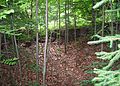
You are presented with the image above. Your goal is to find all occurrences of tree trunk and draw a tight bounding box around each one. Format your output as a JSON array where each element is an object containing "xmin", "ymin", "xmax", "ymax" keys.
[
  {"xmin": 92, "ymin": 0, "xmax": 96, "ymax": 35},
  {"xmin": 110, "ymin": 1, "xmax": 114, "ymax": 51},
  {"xmin": 0, "ymin": 33, "xmax": 1, "ymax": 54},
  {"xmin": 30, "ymin": 0, "xmax": 33, "ymax": 19},
  {"xmin": 0, "ymin": 33, "xmax": 1, "ymax": 85},
  {"xmin": 74, "ymin": 14, "xmax": 77, "ymax": 42},
  {"xmin": 13, "ymin": 35, "xmax": 22, "ymax": 85},
  {"xmin": 43, "ymin": 0, "xmax": 48, "ymax": 85},
  {"xmin": 58, "ymin": 0, "xmax": 61, "ymax": 47},
  {"xmin": 101, "ymin": 5, "xmax": 105, "ymax": 51},
  {"xmin": 65, "ymin": 1, "xmax": 67, "ymax": 54},
  {"xmin": 67, "ymin": 0, "xmax": 70, "ymax": 43},
  {"xmin": 10, "ymin": 2, "xmax": 22, "ymax": 85},
  {"xmin": 3, "ymin": 33, "xmax": 8, "ymax": 54},
  {"xmin": 35, "ymin": 0, "xmax": 39, "ymax": 82}
]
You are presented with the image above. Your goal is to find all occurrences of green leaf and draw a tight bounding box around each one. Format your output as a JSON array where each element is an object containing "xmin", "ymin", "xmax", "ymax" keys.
[
  {"xmin": 1, "ymin": 58, "xmax": 18, "ymax": 66},
  {"xmin": 0, "ymin": 9, "xmax": 14, "ymax": 19},
  {"xmin": 93, "ymin": 0, "xmax": 109, "ymax": 9},
  {"xmin": 118, "ymin": 44, "xmax": 120, "ymax": 49}
]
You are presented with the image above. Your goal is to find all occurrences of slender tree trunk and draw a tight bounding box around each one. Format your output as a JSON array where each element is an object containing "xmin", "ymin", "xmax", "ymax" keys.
[
  {"xmin": 110, "ymin": 2, "xmax": 114, "ymax": 36},
  {"xmin": 3, "ymin": 33, "xmax": 8, "ymax": 54},
  {"xmin": 71, "ymin": 0, "xmax": 77, "ymax": 42},
  {"xmin": 65, "ymin": 1, "xmax": 67, "ymax": 54},
  {"xmin": 13, "ymin": 34, "xmax": 22, "ymax": 85},
  {"xmin": 115, "ymin": 1, "xmax": 119, "ymax": 50},
  {"xmin": 10, "ymin": 7, "xmax": 22, "ymax": 86},
  {"xmin": 92, "ymin": 0, "xmax": 96, "ymax": 35},
  {"xmin": 11, "ymin": 33, "xmax": 15, "ymax": 56},
  {"xmin": 67, "ymin": 0, "xmax": 69, "ymax": 43},
  {"xmin": 0, "ymin": 33, "xmax": 1, "ymax": 54},
  {"xmin": 74, "ymin": 14, "xmax": 77, "ymax": 42},
  {"xmin": 115, "ymin": 21, "xmax": 118, "ymax": 50},
  {"xmin": 101, "ymin": 5, "xmax": 105, "ymax": 51},
  {"xmin": 110, "ymin": 1, "xmax": 114, "ymax": 51},
  {"xmin": 13, "ymin": 35, "xmax": 22, "ymax": 86},
  {"xmin": 0, "ymin": 33, "xmax": 1, "ymax": 85},
  {"xmin": 43, "ymin": 0, "xmax": 48, "ymax": 85},
  {"xmin": 58, "ymin": 0, "xmax": 61, "ymax": 47},
  {"xmin": 35, "ymin": 0, "xmax": 39, "ymax": 83},
  {"xmin": 30, "ymin": 0, "xmax": 33, "ymax": 19}
]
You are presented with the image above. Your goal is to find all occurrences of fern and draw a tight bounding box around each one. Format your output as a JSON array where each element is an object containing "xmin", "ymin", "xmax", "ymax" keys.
[{"xmin": 0, "ymin": 55, "xmax": 18, "ymax": 66}]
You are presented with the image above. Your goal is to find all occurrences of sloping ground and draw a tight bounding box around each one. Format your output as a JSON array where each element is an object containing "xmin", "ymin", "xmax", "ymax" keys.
[
  {"xmin": 1, "ymin": 36, "xmax": 106, "ymax": 86},
  {"xmin": 45, "ymin": 37, "xmax": 101, "ymax": 86}
]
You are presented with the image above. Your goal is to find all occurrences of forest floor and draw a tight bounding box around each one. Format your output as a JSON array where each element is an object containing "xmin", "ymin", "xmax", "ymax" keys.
[{"xmin": 1, "ymin": 35, "xmax": 108, "ymax": 86}]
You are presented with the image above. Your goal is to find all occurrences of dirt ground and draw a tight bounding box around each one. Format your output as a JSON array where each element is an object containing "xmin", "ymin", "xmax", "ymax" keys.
[{"xmin": 1, "ymin": 36, "xmax": 106, "ymax": 86}]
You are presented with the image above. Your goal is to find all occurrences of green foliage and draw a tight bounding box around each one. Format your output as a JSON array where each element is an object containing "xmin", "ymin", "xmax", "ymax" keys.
[
  {"xmin": 88, "ymin": 34, "xmax": 120, "ymax": 86},
  {"xmin": 0, "ymin": 9, "xmax": 14, "ymax": 19},
  {"xmin": 88, "ymin": 34, "xmax": 120, "ymax": 48},
  {"xmin": 27, "ymin": 63, "xmax": 40, "ymax": 73},
  {"xmin": 0, "ymin": 55, "xmax": 18, "ymax": 66},
  {"xmin": 0, "ymin": 0, "xmax": 96, "ymax": 41},
  {"xmin": 0, "ymin": 28, "xmax": 22, "ymax": 36},
  {"xmin": 28, "ymin": 81, "xmax": 40, "ymax": 86},
  {"xmin": 80, "ymin": 79, "xmax": 93, "ymax": 86},
  {"xmin": 93, "ymin": 0, "xmax": 109, "ymax": 9},
  {"xmin": 88, "ymin": 1, "xmax": 120, "ymax": 85},
  {"xmin": 92, "ymin": 69, "xmax": 120, "ymax": 86},
  {"xmin": 105, "ymin": 2, "xmax": 120, "ymax": 22}
]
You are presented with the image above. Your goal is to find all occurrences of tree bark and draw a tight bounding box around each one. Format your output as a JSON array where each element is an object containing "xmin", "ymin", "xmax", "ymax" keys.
[
  {"xmin": 4, "ymin": 33, "xmax": 8, "ymax": 54},
  {"xmin": 65, "ymin": 1, "xmax": 67, "ymax": 54},
  {"xmin": 92, "ymin": 0, "xmax": 96, "ymax": 35},
  {"xmin": 110, "ymin": 1, "xmax": 114, "ymax": 51},
  {"xmin": 0, "ymin": 33, "xmax": 1, "ymax": 54},
  {"xmin": 101, "ymin": 5, "xmax": 105, "ymax": 51},
  {"xmin": 43, "ymin": 0, "xmax": 48, "ymax": 85},
  {"xmin": 58, "ymin": 0, "xmax": 61, "ymax": 47},
  {"xmin": 67, "ymin": 0, "xmax": 69, "ymax": 43},
  {"xmin": 74, "ymin": 14, "xmax": 77, "ymax": 42},
  {"xmin": 35, "ymin": 0, "xmax": 39, "ymax": 82},
  {"xmin": 10, "ymin": 1, "xmax": 22, "ymax": 85},
  {"xmin": 30, "ymin": 0, "xmax": 33, "ymax": 19}
]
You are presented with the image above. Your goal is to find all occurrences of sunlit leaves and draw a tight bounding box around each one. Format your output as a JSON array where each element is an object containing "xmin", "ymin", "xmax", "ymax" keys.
[
  {"xmin": 92, "ymin": 68, "xmax": 120, "ymax": 86},
  {"xmin": 0, "ymin": 54, "xmax": 18, "ymax": 66},
  {"xmin": 88, "ymin": 34, "xmax": 120, "ymax": 48},
  {"xmin": 95, "ymin": 51, "xmax": 118, "ymax": 60},
  {"xmin": 118, "ymin": 44, "xmax": 120, "ymax": 49},
  {"xmin": 1, "ymin": 58, "xmax": 19, "ymax": 66},
  {"xmin": 16, "ymin": 0, "xmax": 31, "ymax": 12},
  {"xmin": 93, "ymin": 0, "xmax": 109, "ymax": 9},
  {"xmin": 0, "ymin": 26, "xmax": 22, "ymax": 36},
  {"xmin": 88, "ymin": 34, "xmax": 120, "ymax": 85},
  {"xmin": 0, "ymin": 9, "xmax": 14, "ymax": 19}
]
